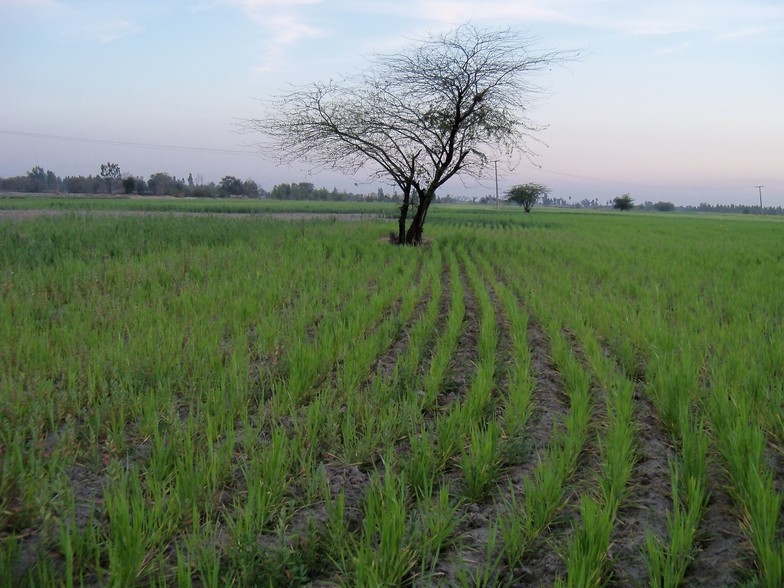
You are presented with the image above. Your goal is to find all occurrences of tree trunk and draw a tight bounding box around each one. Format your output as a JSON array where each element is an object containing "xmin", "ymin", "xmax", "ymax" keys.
[
  {"xmin": 405, "ymin": 192, "xmax": 433, "ymax": 245},
  {"xmin": 397, "ymin": 187, "xmax": 411, "ymax": 245}
]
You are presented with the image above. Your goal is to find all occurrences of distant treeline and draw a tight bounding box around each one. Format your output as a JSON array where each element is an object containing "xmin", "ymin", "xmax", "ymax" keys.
[
  {"xmin": 2, "ymin": 165, "xmax": 781, "ymax": 214},
  {"xmin": 548, "ymin": 199, "xmax": 784, "ymax": 215},
  {"xmin": 0, "ymin": 165, "xmax": 398, "ymax": 202},
  {"xmin": 685, "ymin": 202, "xmax": 784, "ymax": 215}
]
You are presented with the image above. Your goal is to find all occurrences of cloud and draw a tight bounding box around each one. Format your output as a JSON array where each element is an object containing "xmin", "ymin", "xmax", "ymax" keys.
[
  {"xmin": 656, "ymin": 41, "xmax": 690, "ymax": 56},
  {"xmin": 0, "ymin": 0, "xmax": 64, "ymax": 7},
  {"xmin": 0, "ymin": 0, "xmax": 144, "ymax": 43},
  {"xmin": 364, "ymin": 0, "xmax": 779, "ymax": 40},
  {"xmin": 587, "ymin": 0, "xmax": 784, "ymax": 38},
  {"xmin": 602, "ymin": 18, "xmax": 693, "ymax": 36},
  {"xmin": 263, "ymin": 13, "xmax": 324, "ymax": 45},
  {"xmin": 89, "ymin": 17, "xmax": 142, "ymax": 43},
  {"xmin": 0, "ymin": 0, "xmax": 67, "ymax": 20},
  {"xmin": 347, "ymin": 0, "xmax": 569, "ymax": 26},
  {"xmin": 250, "ymin": 15, "xmax": 326, "ymax": 72},
  {"xmin": 219, "ymin": 0, "xmax": 327, "ymax": 71},
  {"xmin": 342, "ymin": 0, "xmax": 708, "ymax": 35},
  {"xmin": 222, "ymin": 0, "xmax": 324, "ymax": 41},
  {"xmin": 408, "ymin": 0, "xmax": 568, "ymax": 25},
  {"xmin": 217, "ymin": 0, "xmax": 784, "ymax": 71},
  {"xmin": 715, "ymin": 25, "xmax": 781, "ymax": 41}
]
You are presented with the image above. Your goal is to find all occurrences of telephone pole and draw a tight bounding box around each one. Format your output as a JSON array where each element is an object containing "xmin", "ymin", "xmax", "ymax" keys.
[
  {"xmin": 756, "ymin": 185, "xmax": 764, "ymax": 213},
  {"xmin": 495, "ymin": 161, "xmax": 499, "ymax": 209}
]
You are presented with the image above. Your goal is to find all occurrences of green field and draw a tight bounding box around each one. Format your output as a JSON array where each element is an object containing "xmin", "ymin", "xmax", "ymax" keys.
[
  {"xmin": 1, "ymin": 200, "xmax": 783, "ymax": 586},
  {"xmin": 0, "ymin": 195, "xmax": 398, "ymax": 216}
]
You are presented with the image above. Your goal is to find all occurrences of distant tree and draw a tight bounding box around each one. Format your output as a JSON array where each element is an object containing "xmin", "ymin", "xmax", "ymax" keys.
[
  {"xmin": 26, "ymin": 166, "xmax": 47, "ymax": 192},
  {"xmin": 219, "ymin": 176, "xmax": 244, "ymax": 197},
  {"xmin": 270, "ymin": 182, "xmax": 292, "ymax": 199},
  {"xmin": 147, "ymin": 172, "xmax": 185, "ymax": 196},
  {"xmin": 28, "ymin": 165, "xmax": 46, "ymax": 180},
  {"xmin": 44, "ymin": 170, "xmax": 60, "ymax": 192},
  {"xmin": 187, "ymin": 173, "xmax": 194, "ymax": 188},
  {"xmin": 63, "ymin": 175, "xmax": 90, "ymax": 193},
  {"xmin": 653, "ymin": 201, "xmax": 675, "ymax": 212},
  {"xmin": 99, "ymin": 162, "xmax": 122, "ymax": 194},
  {"xmin": 134, "ymin": 176, "xmax": 148, "ymax": 195},
  {"xmin": 506, "ymin": 183, "xmax": 548, "ymax": 212},
  {"xmin": 0, "ymin": 170, "xmax": 45, "ymax": 192},
  {"xmin": 295, "ymin": 182, "xmax": 315, "ymax": 200},
  {"xmin": 242, "ymin": 179, "xmax": 260, "ymax": 198},
  {"xmin": 613, "ymin": 193, "xmax": 634, "ymax": 211},
  {"xmin": 192, "ymin": 182, "xmax": 217, "ymax": 197},
  {"xmin": 252, "ymin": 25, "xmax": 570, "ymax": 244},
  {"xmin": 122, "ymin": 176, "xmax": 136, "ymax": 194}
]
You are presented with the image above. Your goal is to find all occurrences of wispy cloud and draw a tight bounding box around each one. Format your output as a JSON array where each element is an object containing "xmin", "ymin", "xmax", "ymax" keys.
[
  {"xmin": 214, "ymin": 0, "xmax": 784, "ymax": 70},
  {"xmin": 89, "ymin": 17, "xmax": 142, "ymax": 43},
  {"xmin": 716, "ymin": 25, "xmax": 781, "ymax": 41},
  {"xmin": 404, "ymin": 0, "xmax": 569, "ymax": 25},
  {"xmin": 385, "ymin": 0, "xmax": 783, "ymax": 41},
  {"xmin": 583, "ymin": 0, "xmax": 784, "ymax": 39},
  {"xmin": 602, "ymin": 18, "xmax": 694, "ymax": 37},
  {"xmin": 337, "ymin": 0, "xmax": 571, "ymax": 30},
  {"xmin": 220, "ymin": 0, "xmax": 327, "ymax": 71},
  {"xmin": 341, "ymin": 0, "xmax": 705, "ymax": 34},
  {"xmin": 225, "ymin": 0, "xmax": 322, "ymax": 24},
  {"xmin": 0, "ymin": 0, "xmax": 64, "ymax": 8},
  {"xmin": 0, "ymin": 0, "xmax": 143, "ymax": 42},
  {"xmin": 0, "ymin": 0, "xmax": 67, "ymax": 20},
  {"xmin": 656, "ymin": 41, "xmax": 690, "ymax": 56}
]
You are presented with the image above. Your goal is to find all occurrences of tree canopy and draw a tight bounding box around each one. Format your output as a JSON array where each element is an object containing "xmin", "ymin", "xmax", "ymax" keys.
[
  {"xmin": 506, "ymin": 183, "xmax": 548, "ymax": 212},
  {"xmin": 613, "ymin": 193, "xmax": 635, "ymax": 211},
  {"xmin": 250, "ymin": 25, "xmax": 569, "ymax": 244},
  {"xmin": 99, "ymin": 162, "xmax": 122, "ymax": 194}
]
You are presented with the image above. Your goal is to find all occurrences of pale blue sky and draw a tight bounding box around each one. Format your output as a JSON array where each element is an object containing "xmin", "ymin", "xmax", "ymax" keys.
[{"xmin": 1, "ymin": 0, "xmax": 782, "ymax": 205}]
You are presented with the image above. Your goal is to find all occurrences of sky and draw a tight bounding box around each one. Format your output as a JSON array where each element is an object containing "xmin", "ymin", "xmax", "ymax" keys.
[{"xmin": 1, "ymin": 0, "xmax": 782, "ymax": 206}]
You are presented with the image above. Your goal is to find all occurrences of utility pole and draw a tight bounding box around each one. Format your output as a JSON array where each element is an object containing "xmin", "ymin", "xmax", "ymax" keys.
[
  {"xmin": 756, "ymin": 185, "xmax": 764, "ymax": 213},
  {"xmin": 494, "ymin": 161, "xmax": 499, "ymax": 209}
]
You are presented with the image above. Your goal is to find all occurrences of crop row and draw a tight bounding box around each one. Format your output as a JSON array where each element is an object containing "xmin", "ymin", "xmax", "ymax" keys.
[{"xmin": 2, "ymin": 209, "xmax": 783, "ymax": 586}]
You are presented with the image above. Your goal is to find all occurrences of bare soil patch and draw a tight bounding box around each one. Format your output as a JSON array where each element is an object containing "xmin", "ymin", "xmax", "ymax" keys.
[
  {"xmin": 686, "ymin": 465, "xmax": 752, "ymax": 586},
  {"xmin": 435, "ymin": 261, "xmax": 480, "ymax": 411},
  {"xmin": 608, "ymin": 387, "xmax": 675, "ymax": 586}
]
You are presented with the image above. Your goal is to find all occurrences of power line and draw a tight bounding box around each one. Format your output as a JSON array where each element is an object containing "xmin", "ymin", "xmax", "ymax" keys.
[
  {"xmin": 3, "ymin": 128, "xmax": 778, "ymax": 200},
  {"xmin": 0, "ymin": 129, "xmax": 259, "ymax": 156},
  {"xmin": 519, "ymin": 162, "xmax": 754, "ymax": 193}
]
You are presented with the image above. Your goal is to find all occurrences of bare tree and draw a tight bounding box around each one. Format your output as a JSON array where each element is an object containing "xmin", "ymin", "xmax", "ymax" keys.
[{"xmin": 249, "ymin": 25, "xmax": 568, "ymax": 244}]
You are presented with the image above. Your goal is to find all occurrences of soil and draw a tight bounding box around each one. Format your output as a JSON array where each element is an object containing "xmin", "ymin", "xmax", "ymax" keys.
[
  {"xmin": 685, "ymin": 463, "xmax": 752, "ymax": 586},
  {"xmin": 306, "ymin": 254, "xmax": 757, "ymax": 586},
  {"xmin": 4, "ymin": 220, "xmax": 765, "ymax": 586},
  {"xmin": 607, "ymin": 387, "xmax": 676, "ymax": 586}
]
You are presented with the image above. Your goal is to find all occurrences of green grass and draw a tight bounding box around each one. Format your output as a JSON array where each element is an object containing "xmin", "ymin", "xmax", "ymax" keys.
[
  {"xmin": 2, "ymin": 200, "xmax": 783, "ymax": 585},
  {"xmin": 0, "ymin": 194, "xmax": 398, "ymax": 215}
]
